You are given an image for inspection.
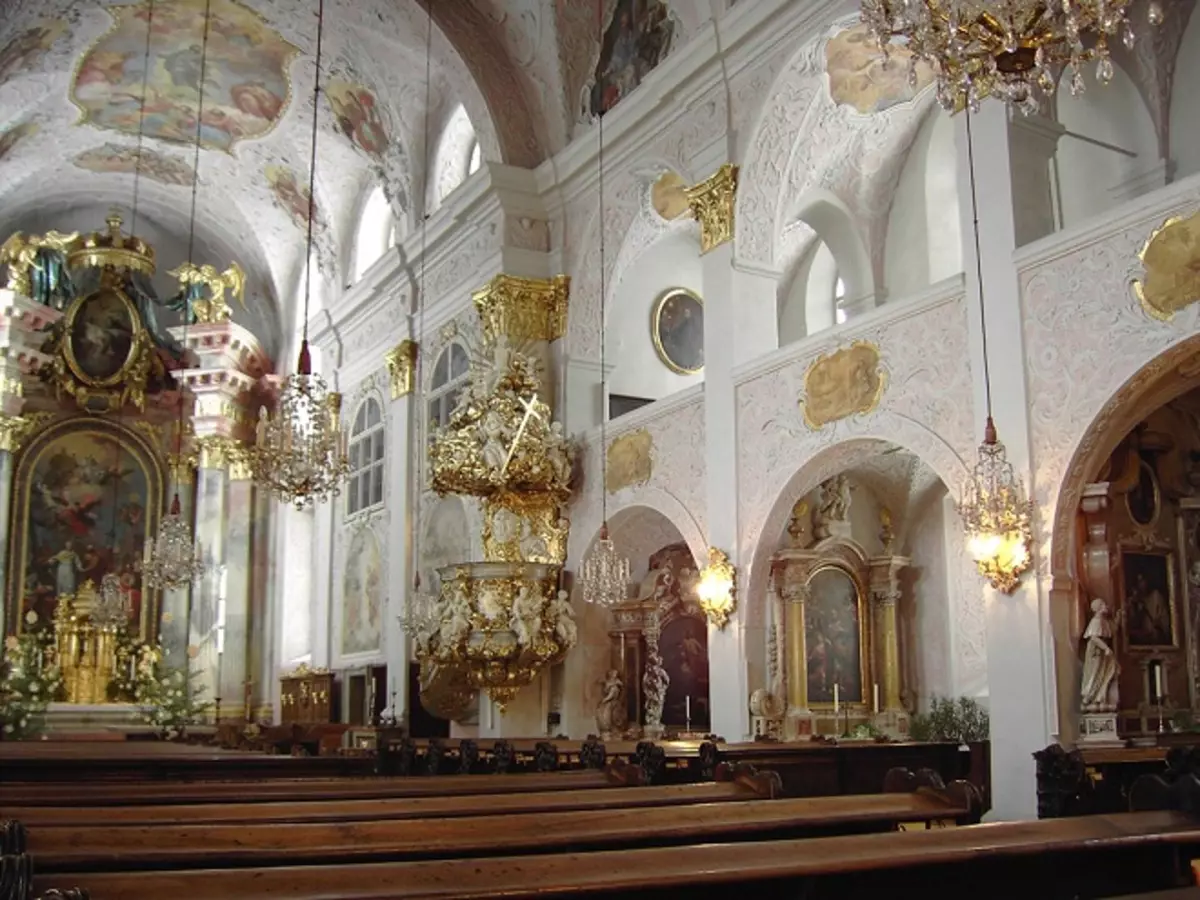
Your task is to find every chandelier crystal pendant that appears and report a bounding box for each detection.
[143,493,206,590]
[861,0,1163,112]
[250,0,349,509]
[582,523,631,607]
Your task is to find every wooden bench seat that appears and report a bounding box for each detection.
[27,811,1198,900]
[27,789,973,874]
[2,779,770,827]
[0,767,638,808]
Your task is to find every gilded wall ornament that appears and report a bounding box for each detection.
[1132,210,1200,321]
[800,341,887,429]
[606,429,654,494]
[385,339,418,399]
[481,493,569,566]
[0,412,52,453]
[195,435,241,471]
[685,164,739,254]
[472,274,570,346]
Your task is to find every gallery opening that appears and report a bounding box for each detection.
[2,0,1200,896]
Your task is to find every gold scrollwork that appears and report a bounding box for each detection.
[1132,210,1200,321]
[697,547,737,629]
[385,339,418,399]
[800,341,886,429]
[195,435,241,471]
[606,429,653,494]
[685,164,739,254]
[481,492,569,565]
[0,412,53,453]
[472,274,570,346]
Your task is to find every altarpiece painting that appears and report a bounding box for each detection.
[805,565,865,704]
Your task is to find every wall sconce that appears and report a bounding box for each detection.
[697,547,736,629]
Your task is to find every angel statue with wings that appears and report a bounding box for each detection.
[165,261,247,324]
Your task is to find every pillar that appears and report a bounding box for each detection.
[1008,113,1065,246]
[868,556,909,719]
[956,103,1052,820]
[158,448,196,661]
[783,584,812,738]
[384,339,416,722]
[219,446,254,722]
[0,410,35,641]
[191,436,230,718]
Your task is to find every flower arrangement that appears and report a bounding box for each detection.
[133,643,210,740]
[0,627,62,740]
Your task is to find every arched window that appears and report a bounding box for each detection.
[468,140,482,176]
[429,105,479,211]
[347,398,385,517]
[835,277,847,325]
[354,186,396,281]
[428,342,470,429]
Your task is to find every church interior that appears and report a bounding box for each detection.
[2,0,1200,897]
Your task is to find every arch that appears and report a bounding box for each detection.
[428,104,479,212]
[567,487,707,577]
[790,189,875,307]
[353,185,397,282]
[427,340,470,429]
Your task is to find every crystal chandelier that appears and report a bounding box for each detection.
[143,493,206,590]
[250,0,349,509]
[862,0,1163,112]
[93,573,131,628]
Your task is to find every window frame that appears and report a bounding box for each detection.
[427,341,471,432]
[346,396,386,519]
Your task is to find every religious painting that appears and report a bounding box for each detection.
[660,613,710,731]
[606,429,653,494]
[71,0,299,152]
[342,525,383,657]
[588,0,677,118]
[326,79,389,160]
[1134,210,1200,322]
[73,143,195,187]
[0,122,39,163]
[801,341,886,429]
[652,287,704,375]
[0,21,67,87]
[10,421,161,640]
[825,23,934,115]
[65,288,138,384]
[805,566,865,704]
[1125,458,1161,528]
[265,164,324,235]
[1121,548,1177,649]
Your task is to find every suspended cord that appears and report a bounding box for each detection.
[597,0,608,523]
[185,0,213,265]
[412,2,433,595]
[964,109,993,425]
[300,0,326,350]
[129,0,155,238]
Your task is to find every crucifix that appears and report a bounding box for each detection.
[501,394,542,477]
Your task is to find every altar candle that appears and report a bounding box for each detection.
[620,633,626,666]
[833,683,840,714]
[685,695,691,722]
[1154,663,1164,702]
[873,683,880,714]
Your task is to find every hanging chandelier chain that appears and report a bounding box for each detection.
[129,0,155,238]
[964,109,993,426]
[300,0,326,345]
[185,0,213,265]
[597,0,608,514]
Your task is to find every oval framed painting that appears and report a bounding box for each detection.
[64,287,139,385]
[1125,459,1161,529]
[651,287,704,375]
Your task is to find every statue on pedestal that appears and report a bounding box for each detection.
[1081,598,1119,712]
[813,474,852,540]
[595,668,628,739]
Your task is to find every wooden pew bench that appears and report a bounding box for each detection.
[30,811,1200,900]
[25,786,976,874]
[2,767,778,828]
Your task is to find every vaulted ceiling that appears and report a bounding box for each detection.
[0,0,655,360]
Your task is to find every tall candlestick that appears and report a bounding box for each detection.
[833,683,840,714]
[873,683,879,714]
[685,695,691,722]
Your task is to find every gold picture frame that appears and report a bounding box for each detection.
[651,287,704,375]
[803,562,872,707]
[1119,547,1178,651]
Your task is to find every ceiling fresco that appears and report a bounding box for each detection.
[825,23,934,115]
[72,142,196,185]
[71,0,299,152]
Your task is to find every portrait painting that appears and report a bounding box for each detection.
[825,23,934,115]
[71,0,299,152]
[0,122,39,163]
[326,79,390,159]
[1126,459,1160,527]
[660,614,710,730]
[342,525,383,657]
[652,287,704,375]
[11,424,159,639]
[1121,549,1177,649]
[0,21,67,87]
[73,143,195,186]
[805,566,864,704]
[588,0,677,118]
[67,288,137,383]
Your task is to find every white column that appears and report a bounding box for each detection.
[385,384,413,722]
[956,103,1053,821]
[311,495,335,670]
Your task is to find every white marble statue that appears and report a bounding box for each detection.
[813,474,852,539]
[548,589,578,648]
[1081,598,1120,712]
[595,668,628,738]
[480,409,508,472]
[511,585,545,647]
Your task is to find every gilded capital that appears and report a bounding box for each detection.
[0,412,50,453]
[472,274,569,345]
[385,340,418,399]
[168,449,198,485]
[227,443,253,481]
[685,164,739,254]
[196,435,239,471]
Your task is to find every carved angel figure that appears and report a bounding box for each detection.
[437,601,471,651]
[548,589,578,649]
[479,409,508,473]
[813,474,852,538]
[166,261,247,324]
[1,231,79,309]
[595,668,628,738]
[511,586,545,648]
[1081,598,1120,712]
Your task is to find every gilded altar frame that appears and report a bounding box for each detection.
[6,416,166,641]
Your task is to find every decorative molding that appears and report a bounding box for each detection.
[472,273,570,345]
[686,163,739,253]
[0,412,53,453]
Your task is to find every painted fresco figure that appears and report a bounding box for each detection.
[50,542,83,598]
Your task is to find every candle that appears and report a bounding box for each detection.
[620,633,626,666]
[833,683,840,714]
[685,695,691,722]
[873,683,880,714]
[1154,663,1163,703]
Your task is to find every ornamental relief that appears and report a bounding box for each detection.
[1021,186,1200,578]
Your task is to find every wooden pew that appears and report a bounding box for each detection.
[25,785,977,874]
[25,811,1199,900]
[0,764,644,808]
[2,766,779,828]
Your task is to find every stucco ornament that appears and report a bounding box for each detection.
[1132,209,1200,322]
[606,429,654,494]
[800,341,887,429]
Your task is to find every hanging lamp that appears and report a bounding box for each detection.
[580,1,630,608]
[141,0,205,590]
[251,0,349,509]
[956,109,1033,594]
